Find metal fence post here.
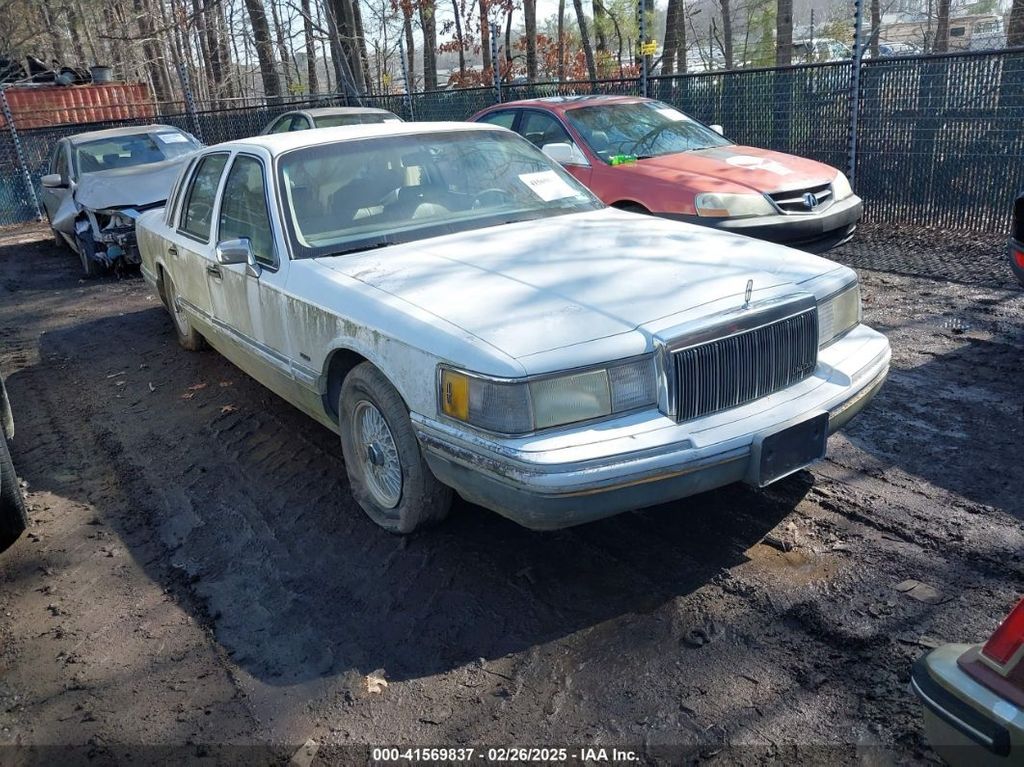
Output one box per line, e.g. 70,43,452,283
176,63,205,144
847,0,865,188
637,0,648,97
490,23,502,104
398,38,415,120
0,87,43,222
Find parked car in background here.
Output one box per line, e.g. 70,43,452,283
0,374,27,552
1011,191,1024,286
471,96,863,252
793,38,852,62
261,107,402,134
137,122,888,534
40,124,202,276
912,596,1024,764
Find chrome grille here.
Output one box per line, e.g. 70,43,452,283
673,309,818,422
768,183,833,214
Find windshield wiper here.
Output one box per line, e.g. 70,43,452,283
318,238,397,258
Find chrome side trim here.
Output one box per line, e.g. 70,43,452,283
911,677,995,750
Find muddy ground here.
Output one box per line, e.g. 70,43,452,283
0,221,1022,765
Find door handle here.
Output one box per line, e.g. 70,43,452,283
167,245,178,256
206,264,222,279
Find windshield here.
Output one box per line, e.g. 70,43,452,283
74,130,200,175
278,130,601,259
314,112,402,128
565,101,730,162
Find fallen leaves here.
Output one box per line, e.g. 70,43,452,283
365,670,388,694
220,404,237,415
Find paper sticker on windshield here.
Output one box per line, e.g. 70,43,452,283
519,170,576,201
656,107,689,122
156,133,189,144
725,154,792,176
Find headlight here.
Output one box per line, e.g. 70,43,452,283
694,192,775,219
832,171,854,201
439,357,656,434
817,281,861,347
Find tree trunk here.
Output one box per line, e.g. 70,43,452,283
242,0,283,101
132,0,172,104
662,0,679,75
593,0,608,56
557,0,565,80
269,0,294,91
675,0,687,72
934,0,950,52
351,0,372,93
775,0,792,65
452,0,467,75
402,3,415,89
719,0,733,69
573,0,597,81
479,0,491,72
504,7,513,73
419,0,438,90
524,0,537,81
1011,0,1024,46
300,0,318,94
870,0,880,57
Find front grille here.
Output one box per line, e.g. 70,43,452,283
768,183,833,214
673,309,818,422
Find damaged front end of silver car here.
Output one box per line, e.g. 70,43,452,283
72,207,145,268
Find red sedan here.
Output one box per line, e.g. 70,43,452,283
471,95,863,253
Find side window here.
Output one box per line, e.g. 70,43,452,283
269,116,291,133
180,153,228,241
218,155,276,266
51,144,69,178
478,110,517,129
165,157,196,227
519,112,572,148
289,115,312,131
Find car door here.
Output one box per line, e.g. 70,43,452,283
40,141,70,223
164,152,230,329
209,152,277,355
517,110,592,186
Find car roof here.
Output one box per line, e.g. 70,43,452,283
294,106,398,118
65,124,187,145
214,121,505,155
483,94,652,112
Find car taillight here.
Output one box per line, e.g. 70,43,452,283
982,597,1024,666
1014,247,1024,269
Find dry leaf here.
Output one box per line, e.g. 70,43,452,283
181,391,196,400
365,671,388,694
187,382,208,391
220,404,238,414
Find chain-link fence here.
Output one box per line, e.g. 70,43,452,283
3,47,1023,233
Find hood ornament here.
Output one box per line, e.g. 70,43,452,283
744,279,754,307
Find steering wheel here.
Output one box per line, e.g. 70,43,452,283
627,124,671,156
471,187,513,209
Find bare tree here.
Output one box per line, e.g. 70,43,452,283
663,0,680,74
572,0,596,81
242,0,283,99
934,0,950,52
524,0,537,80
479,0,491,73
717,0,732,69
420,0,438,89
776,0,792,65
1010,0,1024,46
556,0,565,80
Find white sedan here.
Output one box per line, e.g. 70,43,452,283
136,122,890,533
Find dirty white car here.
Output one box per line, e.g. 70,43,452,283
40,124,202,276
136,122,890,533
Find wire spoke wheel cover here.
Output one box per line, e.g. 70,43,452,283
353,399,403,509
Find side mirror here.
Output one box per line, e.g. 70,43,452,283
41,173,66,189
542,142,589,167
709,124,725,136
215,238,262,278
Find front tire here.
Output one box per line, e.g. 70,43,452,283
0,429,27,552
162,273,206,351
338,363,452,534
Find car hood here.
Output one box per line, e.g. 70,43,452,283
314,209,839,361
74,155,192,210
630,145,839,193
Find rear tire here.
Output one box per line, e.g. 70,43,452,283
162,273,206,351
0,429,27,553
338,363,452,534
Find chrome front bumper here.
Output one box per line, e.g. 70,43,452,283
414,325,890,529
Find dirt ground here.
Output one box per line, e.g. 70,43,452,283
0,221,1022,765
